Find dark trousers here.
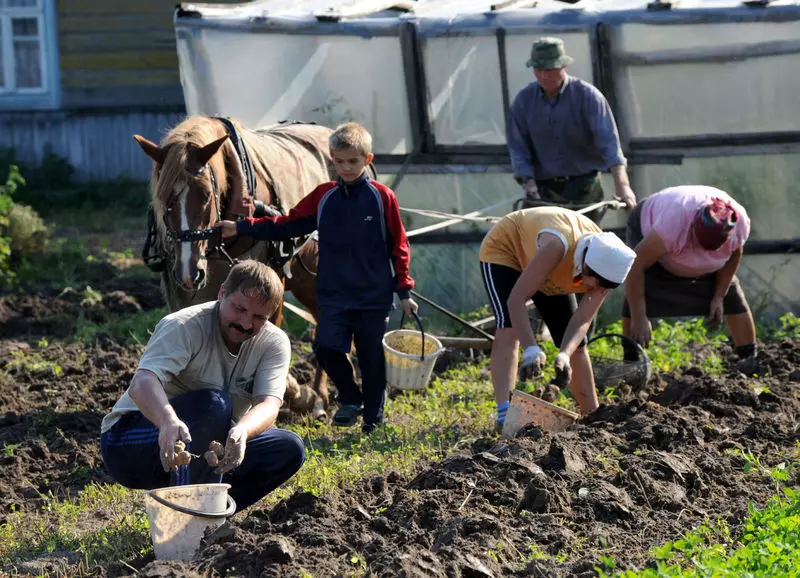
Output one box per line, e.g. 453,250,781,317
535,172,606,224
313,307,388,426
100,389,305,511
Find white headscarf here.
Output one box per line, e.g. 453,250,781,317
579,232,636,285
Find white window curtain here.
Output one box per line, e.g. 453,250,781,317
0,0,45,91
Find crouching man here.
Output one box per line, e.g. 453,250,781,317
100,260,305,511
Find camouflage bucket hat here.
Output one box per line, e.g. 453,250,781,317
526,37,574,69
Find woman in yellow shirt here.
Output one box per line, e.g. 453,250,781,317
479,207,636,430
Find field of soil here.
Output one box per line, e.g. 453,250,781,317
2,272,799,577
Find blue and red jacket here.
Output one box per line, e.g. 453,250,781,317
237,173,414,310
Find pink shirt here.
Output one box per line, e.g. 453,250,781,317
641,185,750,277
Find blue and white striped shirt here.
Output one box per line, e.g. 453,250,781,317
507,76,626,182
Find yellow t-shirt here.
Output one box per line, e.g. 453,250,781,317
479,207,601,295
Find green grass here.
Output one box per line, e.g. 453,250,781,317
75,307,166,346
4,340,64,377
516,318,730,412
766,313,800,342
601,487,800,578
267,358,495,503
597,445,800,578
0,483,149,572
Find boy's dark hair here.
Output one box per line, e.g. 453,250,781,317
222,260,284,317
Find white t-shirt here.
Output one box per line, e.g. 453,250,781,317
100,301,290,433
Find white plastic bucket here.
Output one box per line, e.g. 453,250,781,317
383,314,444,391
501,389,579,438
144,483,236,561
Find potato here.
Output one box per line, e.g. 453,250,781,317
385,333,438,356
208,440,225,459
174,440,186,454
204,450,219,467
174,451,192,466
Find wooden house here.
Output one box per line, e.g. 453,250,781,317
0,0,235,181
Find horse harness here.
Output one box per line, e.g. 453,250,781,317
142,118,304,275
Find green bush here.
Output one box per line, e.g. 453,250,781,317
7,203,49,256
0,165,27,286
0,146,149,217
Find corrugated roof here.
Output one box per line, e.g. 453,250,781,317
176,0,800,22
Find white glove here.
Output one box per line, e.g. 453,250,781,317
519,345,546,381
553,352,572,388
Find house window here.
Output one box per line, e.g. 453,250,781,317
0,0,47,93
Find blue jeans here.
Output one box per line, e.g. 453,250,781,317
100,389,305,511
313,307,388,426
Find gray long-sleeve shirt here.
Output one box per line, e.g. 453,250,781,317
507,76,626,182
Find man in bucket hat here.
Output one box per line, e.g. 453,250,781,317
621,185,759,374
507,37,636,224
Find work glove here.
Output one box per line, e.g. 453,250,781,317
552,352,572,388
519,345,546,381
215,426,247,475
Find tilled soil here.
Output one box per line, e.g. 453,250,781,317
127,341,800,578
3,280,800,577
0,278,319,523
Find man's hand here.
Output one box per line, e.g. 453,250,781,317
215,220,238,239
215,426,247,475
630,314,652,347
614,183,637,210
523,179,540,201
706,297,724,331
553,352,572,388
158,418,192,473
401,298,419,317
519,345,546,381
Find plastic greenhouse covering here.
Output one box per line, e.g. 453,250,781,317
174,0,800,316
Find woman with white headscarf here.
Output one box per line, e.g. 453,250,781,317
480,206,636,431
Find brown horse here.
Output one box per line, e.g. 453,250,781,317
133,115,335,409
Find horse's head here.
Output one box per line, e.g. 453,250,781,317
134,118,237,292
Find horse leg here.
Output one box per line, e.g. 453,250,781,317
291,288,330,409
285,266,331,411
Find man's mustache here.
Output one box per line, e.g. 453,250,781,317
229,323,253,336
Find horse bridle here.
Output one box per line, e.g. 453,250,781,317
142,118,305,277
160,163,238,266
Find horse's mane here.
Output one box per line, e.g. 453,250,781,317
150,116,232,238
150,115,335,239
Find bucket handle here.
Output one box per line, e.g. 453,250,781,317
586,332,649,365
398,311,426,360
148,491,237,519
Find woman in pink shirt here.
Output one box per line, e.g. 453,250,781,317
621,185,758,371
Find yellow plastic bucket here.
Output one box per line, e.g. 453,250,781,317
383,313,443,391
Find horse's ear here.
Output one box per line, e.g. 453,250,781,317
195,135,229,167
133,135,166,165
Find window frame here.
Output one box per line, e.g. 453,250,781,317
0,0,59,110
